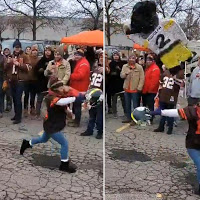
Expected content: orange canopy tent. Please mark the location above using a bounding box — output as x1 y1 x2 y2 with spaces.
61 30 103 47
133 43 150 52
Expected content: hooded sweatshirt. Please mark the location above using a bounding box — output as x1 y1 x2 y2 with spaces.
5 50 30 82
188 66 200 98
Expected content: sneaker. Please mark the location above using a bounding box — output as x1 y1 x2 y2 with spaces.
0 113 3 118
154 128 164 132
59 160 77 173
80 131 93 136
96 134 102 139
20 139 32 155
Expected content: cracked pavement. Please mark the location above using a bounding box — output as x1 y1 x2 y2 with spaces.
105 97 200 200
0 109 103 200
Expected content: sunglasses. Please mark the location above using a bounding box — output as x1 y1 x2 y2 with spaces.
129 57 136 60
146 57 154 61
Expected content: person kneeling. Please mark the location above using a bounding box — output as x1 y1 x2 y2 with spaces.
81 88 103 139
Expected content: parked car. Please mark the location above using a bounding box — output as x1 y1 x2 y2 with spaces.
1 39 44 57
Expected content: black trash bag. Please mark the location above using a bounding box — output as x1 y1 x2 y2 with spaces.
130 1 159 35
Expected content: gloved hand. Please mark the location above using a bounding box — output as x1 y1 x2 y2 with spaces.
99 94 104 102
75 93 86 103
150 108 161 116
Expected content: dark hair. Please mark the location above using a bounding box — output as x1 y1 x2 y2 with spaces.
25 46 31 50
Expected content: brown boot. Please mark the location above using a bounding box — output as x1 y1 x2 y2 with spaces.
24 109 28 118
30 108 36 116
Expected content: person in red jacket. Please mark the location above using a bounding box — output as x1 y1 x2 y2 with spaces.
142 53 160 120
69 49 90 127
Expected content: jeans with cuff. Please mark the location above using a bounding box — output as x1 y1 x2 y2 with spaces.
187 148 200 184
124 92 139 120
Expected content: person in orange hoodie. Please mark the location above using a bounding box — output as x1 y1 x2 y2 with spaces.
69 49 90 127
142 53 160 121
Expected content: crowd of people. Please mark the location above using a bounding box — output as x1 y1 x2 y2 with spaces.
105 49 185 135
106 48 200 194
0 39 103 139
0 39 103 173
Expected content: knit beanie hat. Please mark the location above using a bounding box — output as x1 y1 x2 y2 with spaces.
31 44 38 51
74 49 84 57
45 45 53 51
49 77 64 91
13 39 22 48
55 46 64 57
112 50 120 56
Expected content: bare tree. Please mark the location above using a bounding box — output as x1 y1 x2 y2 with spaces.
2 0 64 40
155 0 200 40
0 15 9 41
105 0 134 45
69 0 103 30
180 14 200 40
9 16 31 39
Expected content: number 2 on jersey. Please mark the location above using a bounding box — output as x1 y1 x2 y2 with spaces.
156 34 171 49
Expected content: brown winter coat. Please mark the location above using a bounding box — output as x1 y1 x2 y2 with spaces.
5 51 30 82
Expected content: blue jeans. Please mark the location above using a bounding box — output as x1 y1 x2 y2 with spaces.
31 132 68 160
124 92 139 119
36 92 45 116
158 102 174 130
187 148 200 184
24 81 37 109
0 79 3 113
10 81 24 120
72 101 82 124
87 104 103 135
